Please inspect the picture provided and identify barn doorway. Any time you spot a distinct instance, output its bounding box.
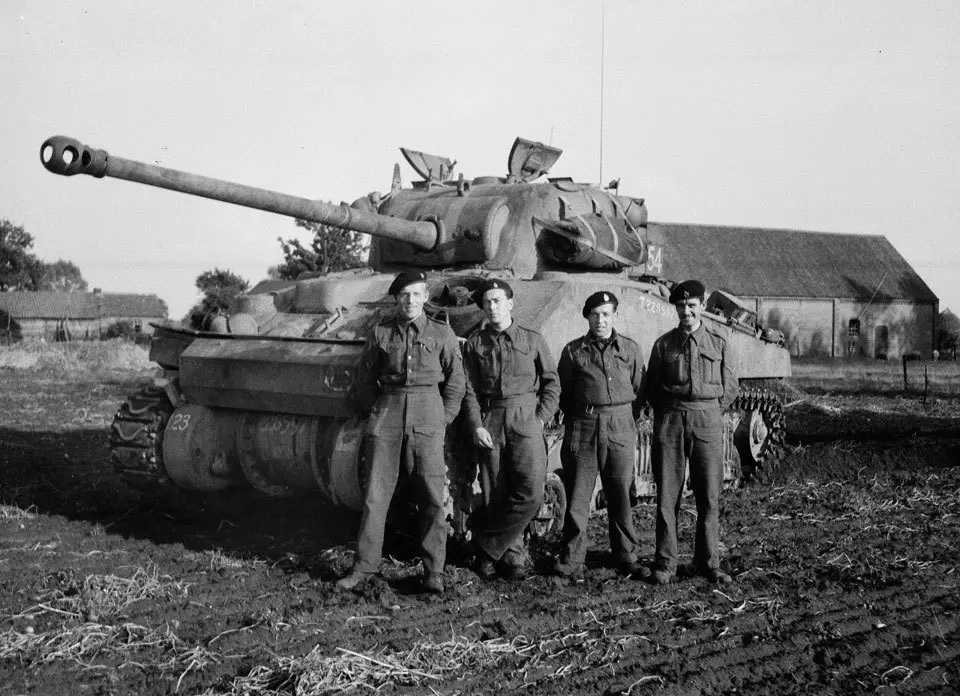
[875,325,890,359]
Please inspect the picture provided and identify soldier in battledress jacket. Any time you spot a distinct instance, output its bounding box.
[645,279,738,586]
[338,270,465,595]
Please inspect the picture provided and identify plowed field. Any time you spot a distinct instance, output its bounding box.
[1,374,958,695]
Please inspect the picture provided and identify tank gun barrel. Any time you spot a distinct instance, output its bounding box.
[39,135,438,251]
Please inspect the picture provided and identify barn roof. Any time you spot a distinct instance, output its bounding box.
[650,223,938,303]
[0,292,168,320]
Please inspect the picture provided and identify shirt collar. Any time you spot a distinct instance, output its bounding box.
[673,322,704,345]
[585,328,620,349]
[396,312,428,335]
[486,319,519,341]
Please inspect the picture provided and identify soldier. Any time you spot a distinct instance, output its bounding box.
[554,291,647,578]
[337,270,465,594]
[645,280,738,585]
[462,279,560,580]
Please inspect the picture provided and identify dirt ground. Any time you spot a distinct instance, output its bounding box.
[1,373,958,695]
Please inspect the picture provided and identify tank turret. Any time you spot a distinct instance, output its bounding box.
[41,134,790,540]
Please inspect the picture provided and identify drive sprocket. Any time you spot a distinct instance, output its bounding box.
[732,382,786,482]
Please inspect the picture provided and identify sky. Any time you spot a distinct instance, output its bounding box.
[3,1,959,319]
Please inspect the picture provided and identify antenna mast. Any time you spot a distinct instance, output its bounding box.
[599,0,605,184]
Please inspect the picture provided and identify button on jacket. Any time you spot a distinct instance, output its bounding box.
[462,322,560,430]
[644,322,738,410]
[557,330,646,417]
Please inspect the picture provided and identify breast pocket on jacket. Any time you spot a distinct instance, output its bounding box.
[414,337,440,374]
[699,346,721,386]
[507,341,536,380]
[381,340,407,377]
[662,349,685,387]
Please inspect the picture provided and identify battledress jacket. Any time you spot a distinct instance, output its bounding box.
[351,312,465,425]
[644,321,738,411]
[461,321,560,430]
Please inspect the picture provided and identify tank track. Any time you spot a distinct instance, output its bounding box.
[109,385,177,495]
[731,382,786,483]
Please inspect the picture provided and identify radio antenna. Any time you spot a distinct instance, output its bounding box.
[599,0,605,184]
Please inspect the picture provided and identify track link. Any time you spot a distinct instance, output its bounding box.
[109,385,176,494]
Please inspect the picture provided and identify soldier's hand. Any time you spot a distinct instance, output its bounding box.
[473,427,495,449]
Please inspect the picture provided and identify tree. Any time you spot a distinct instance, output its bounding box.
[187,268,250,329]
[273,217,367,280]
[937,310,960,358]
[39,259,88,292]
[0,218,44,290]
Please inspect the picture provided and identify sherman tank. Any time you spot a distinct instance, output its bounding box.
[40,134,790,537]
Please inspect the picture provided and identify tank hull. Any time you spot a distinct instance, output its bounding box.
[114,270,789,536]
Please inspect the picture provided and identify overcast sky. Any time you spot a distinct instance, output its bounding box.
[4,1,959,318]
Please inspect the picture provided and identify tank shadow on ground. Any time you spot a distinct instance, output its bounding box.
[0,426,402,580]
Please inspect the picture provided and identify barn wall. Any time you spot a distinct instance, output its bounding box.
[751,298,835,357]
[0,316,161,342]
[833,300,936,359]
[741,296,936,359]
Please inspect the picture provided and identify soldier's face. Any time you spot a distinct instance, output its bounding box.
[396,282,428,321]
[482,289,513,328]
[587,303,617,339]
[675,297,704,331]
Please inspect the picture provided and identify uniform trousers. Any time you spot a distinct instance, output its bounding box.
[354,389,447,578]
[652,404,723,572]
[559,404,639,566]
[474,394,547,564]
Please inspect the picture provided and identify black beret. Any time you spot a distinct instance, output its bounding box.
[474,278,514,307]
[669,279,706,304]
[582,290,619,318]
[388,269,428,295]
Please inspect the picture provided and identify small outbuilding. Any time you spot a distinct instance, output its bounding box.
[0,291,168,342]
[649,223,938,359]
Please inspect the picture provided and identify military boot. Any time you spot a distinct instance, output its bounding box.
[336,569,371,591]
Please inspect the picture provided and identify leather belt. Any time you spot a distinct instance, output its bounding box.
[478,393,537,411]
[380,384,438,395]
[659,397,719,411]
[575,402,632,415]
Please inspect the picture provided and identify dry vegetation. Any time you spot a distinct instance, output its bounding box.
[0,338,156,376]
[791,357,960,396]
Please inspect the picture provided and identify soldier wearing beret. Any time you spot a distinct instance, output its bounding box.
[554,291,647,578]
[337,270,465,594]
[462,278,561,580]
[645,279,738,585]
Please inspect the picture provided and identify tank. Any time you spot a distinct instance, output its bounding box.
[40,134,791,537]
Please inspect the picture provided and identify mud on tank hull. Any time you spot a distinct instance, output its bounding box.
[110,271,791,539]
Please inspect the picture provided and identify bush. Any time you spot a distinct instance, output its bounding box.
[102,320,136,339]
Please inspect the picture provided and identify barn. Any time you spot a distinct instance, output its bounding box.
[0,291,168,342]
[649,223,939,359]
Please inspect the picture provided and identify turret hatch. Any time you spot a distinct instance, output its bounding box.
[401,147,456,182]
[508,138,562,182]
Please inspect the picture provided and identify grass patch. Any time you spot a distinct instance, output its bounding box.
[10,566,189,625]
[0,338,156,376]
[1,565,209,680]
[205,636,528,694]
[0,504,37,520]
[790,357,960,396]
